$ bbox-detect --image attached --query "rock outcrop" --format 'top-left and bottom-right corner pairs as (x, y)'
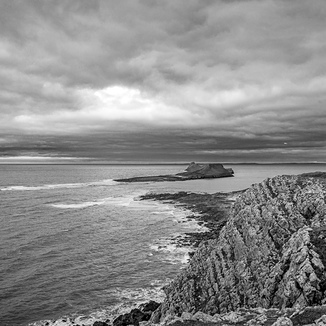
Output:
(114, 162), (234, 183)
(154, 172), (326, 321)
(162, 305), (326, 326)
(113, 301), (160, 326)
(177, 162), (234, 179)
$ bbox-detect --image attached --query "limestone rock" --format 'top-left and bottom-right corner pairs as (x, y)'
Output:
(271, 317), (293, 326)
(139, 301), (161, 313)
(158, 173), (326, 320)
(93, 322), (109, 326)
(315, 315), (326, 325)
(177, 162), (234, 179)
(192, 311), (220, 322)
(113, 308), (150, 326)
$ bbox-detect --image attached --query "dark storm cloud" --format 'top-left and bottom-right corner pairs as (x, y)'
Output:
(0, 0), (326, 162)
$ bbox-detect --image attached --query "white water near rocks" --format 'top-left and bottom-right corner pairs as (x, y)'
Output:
(1, 164), (325, 326)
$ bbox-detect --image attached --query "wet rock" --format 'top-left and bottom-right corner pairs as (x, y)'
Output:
(139, 300), (161, 313)
(140, 190), (239, 248)
(93, 322), (109, 326)
(113, 308), (150, 326)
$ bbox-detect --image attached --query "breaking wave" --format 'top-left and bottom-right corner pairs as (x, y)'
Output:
(48, 194), (145, 210)
(150, 239), (191, 265)
(27, 283), (168, 326)
(50, 201), (106, 209)
(0, 179), (119, 191)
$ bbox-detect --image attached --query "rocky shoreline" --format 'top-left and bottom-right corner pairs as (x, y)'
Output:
(139, 190), (243, 248)
(31, 172), (326, 326)
(113, 172), (326, 326)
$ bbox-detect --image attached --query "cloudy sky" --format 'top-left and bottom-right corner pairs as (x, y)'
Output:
(0, 0), (326, 163)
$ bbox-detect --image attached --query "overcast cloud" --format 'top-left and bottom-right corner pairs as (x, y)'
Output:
(0, 0), (326, 163)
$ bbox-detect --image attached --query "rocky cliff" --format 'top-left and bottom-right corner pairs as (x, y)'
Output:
(154, 173), (326, 321)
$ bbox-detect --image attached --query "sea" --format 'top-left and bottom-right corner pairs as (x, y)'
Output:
(1, 163), (326, 326)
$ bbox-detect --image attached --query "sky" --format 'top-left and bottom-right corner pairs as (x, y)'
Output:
(0, 0), (326, 164)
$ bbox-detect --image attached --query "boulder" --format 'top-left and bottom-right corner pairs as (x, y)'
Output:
(113, 308), (150, 326)
(139, 300), (160, 313)
(93, 322), (109, 326)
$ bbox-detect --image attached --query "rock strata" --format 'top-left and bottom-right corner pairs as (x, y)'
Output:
(154, 173), (326, 321)
(157, 304), (326, 326)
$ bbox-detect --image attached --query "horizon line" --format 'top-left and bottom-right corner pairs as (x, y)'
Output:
(0, 162), (326, 166)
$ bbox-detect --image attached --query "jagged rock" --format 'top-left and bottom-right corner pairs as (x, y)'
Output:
(181, 312), (193, 320)
(113, 301), (160, 326)
(291, 305), (326, 325)
(271, 317), (293, 326)
(315, 315), (326, 325)
(159, 305), (326, 325)
(157, 173), (326, 320)
(113, 308), (150, 326)
(139, 322), (149, 326)
(192, 311), (219, 322)
(139, 301), (161, 313)
(220, 311), (247, 323)
(246, 313), (268, 326)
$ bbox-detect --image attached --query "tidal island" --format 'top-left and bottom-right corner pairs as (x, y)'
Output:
(114, 162), (234, 183)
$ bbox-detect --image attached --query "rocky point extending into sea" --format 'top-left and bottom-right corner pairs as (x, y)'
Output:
(37, 171), (326, 326)
(114, 162), (234, 183)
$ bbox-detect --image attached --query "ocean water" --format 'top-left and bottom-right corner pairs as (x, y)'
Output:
(1, 164), (326, 326)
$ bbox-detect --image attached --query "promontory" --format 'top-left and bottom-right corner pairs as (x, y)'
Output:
(114, 162), (234, 183)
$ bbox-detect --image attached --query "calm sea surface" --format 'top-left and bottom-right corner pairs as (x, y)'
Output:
(1, 164), (325, 326)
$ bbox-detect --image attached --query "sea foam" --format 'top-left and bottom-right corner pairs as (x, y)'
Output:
(27, 194), (206, 326)
(48, 194), (143, 210)
(48, 192), (182, 211)
(50, 201), (106, 209)
(0, 179), (118, 191)
(27, 284), (167, 326)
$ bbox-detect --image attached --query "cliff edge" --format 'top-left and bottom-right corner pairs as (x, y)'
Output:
(154, 172), (326, 321)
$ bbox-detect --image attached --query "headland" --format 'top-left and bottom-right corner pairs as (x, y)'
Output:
(114, 162), (234, 183)
(112, 171), (326, 326)
(36, 171), (326, 326)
